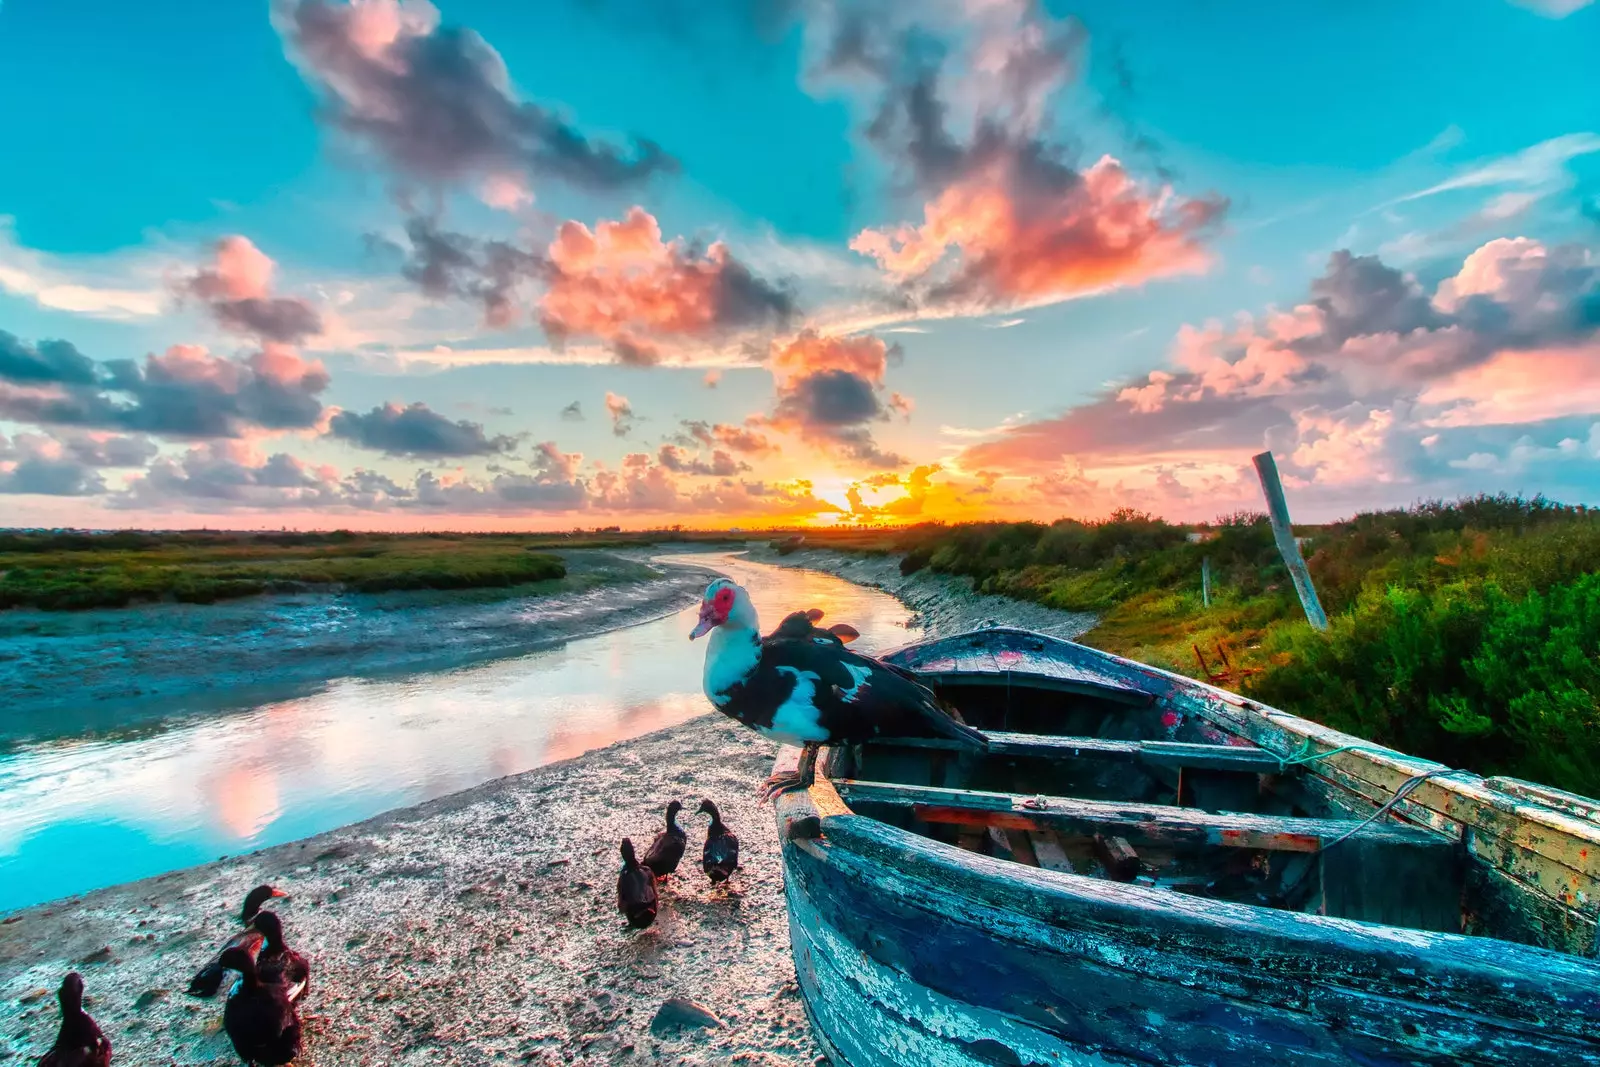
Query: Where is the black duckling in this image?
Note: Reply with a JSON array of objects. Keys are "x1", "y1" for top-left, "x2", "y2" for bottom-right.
[
  {"x1": 250, "y1": 911, "x2": 310, "y2": 1003},
  {"x1": 187, "y1": 884, "x2": 288, "y2": 998},
  {"x1": 698, "y1": 799, "x2": 740, "y2": 884},
  {"x1": 616, "y1": 839, "x2": 659, "y2": 929},
  {"x1": 37, "y1": 972, "x2": 111, "y2": 1067},
  {"x1": 219, "y1": 944, "x2": 302, "y2": 1067},
  {"x1": 641, "y1": 800, "x2": 687, "y2": 881}
]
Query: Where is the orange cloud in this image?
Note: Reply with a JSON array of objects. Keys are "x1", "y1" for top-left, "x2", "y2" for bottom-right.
[
  {"x1": 852, "y1": 155, "x2": 1224, "y2": 311},
  {"x1": 539, "y1": 207, "x2": 794, "y2": 364}
]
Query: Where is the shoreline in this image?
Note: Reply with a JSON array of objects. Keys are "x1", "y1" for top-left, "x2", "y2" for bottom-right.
[
  {"x1": 0, "y1": 550, "x2": 717, "y2": 746},
  {"x1": 0, "y1": 550, "x2": 1092, "y2": 1065},
  {"x1": 755, "y1": 545, "x2": 1097, "y2": 641}
]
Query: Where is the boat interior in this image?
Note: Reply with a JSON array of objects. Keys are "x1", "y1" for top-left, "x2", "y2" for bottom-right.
[{"x1": 830, "y1": 674, "x2": 1471, "y2": 936}]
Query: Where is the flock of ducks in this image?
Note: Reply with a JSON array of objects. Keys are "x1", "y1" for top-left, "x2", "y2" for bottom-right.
[
  {"x1": 617, "y1": 798, "x2": 741, "y2": 928},
  {"x1": 33, "y1": 800, "x2": 740, "y2": 1064},
  {"x1": 36, "y1": 885, "x2": 309, "y2": 1066}
]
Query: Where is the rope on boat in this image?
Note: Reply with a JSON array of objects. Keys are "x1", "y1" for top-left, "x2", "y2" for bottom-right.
[
  {"x1": 1316, "y1": 767, "x2": 1469, "y2": 853},
  {"x1": 1273, "y1": 739, "x2": 1371, "y2": 772}
]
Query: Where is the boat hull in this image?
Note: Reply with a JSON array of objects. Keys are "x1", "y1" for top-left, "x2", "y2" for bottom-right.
[{"x1": 772, "y1": 627, "x2": 1600, "y2": 1067}]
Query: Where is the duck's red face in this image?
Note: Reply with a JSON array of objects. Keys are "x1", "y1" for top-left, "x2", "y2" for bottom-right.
[{"x1": 689, "y1": 584, "x2": 736, "y2": 640}]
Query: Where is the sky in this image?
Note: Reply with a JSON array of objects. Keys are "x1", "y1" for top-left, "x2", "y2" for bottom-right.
[{"x1": 0, "y1": 0, "x2": 1597, "y2": 530}]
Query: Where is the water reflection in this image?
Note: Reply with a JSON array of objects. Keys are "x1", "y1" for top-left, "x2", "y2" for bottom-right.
[{"x1": 0, "y1": 553, "x2": 912, "y2": 912}]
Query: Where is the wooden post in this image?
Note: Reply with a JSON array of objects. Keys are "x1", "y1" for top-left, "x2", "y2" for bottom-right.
[
  {"x1": 1252, "y1": 451, "x2": 1328, "y2": 631},
  {"x1": 1201, "y1": 556, "x2": 1211, "y2": 608}
]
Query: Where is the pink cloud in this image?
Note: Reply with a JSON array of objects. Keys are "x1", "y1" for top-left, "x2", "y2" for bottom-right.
[
  {"x1": 539, "y1": 207, "x2": 793, "y2": 364},
  {"x1": 851, "y1": 155, "x2": 1224, "y2": 311},
  {"x1": 1421, "y1": 345, "x2": 1600, "y2": 426}
]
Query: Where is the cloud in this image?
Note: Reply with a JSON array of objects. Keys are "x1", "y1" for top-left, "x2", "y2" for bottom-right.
[
  {"x1": 387, "y1": 216, "x2": 542, "y2": 327},
  {"x1": 657, "y1": 444, "x2": 748, "y2": 476},
  {"x1": 852, "y1": 154, "x2": 1225, "y2": 312},
  {"x1": 1508, "y1": 0, "x2": 1594, "y2": 17},
  {"x1": 182, "y1": 236, "x2": 325, "y2": 344},
  {"x1": 958, "y1": 236, "x2": 1600, "y2": 506},
  {"x1": 775, "y1": 0, "x2": 1225, "y2": 316},
  {"x1": 845, "y1": 462, "x2": 942, "y2": 518},
  {"x1": 1394, "y1": 132, "x2": 1600, "y2": 205},
  {"x1": 677, "y1": 419, "x2": 775, "y2": 454},
  {"x1": 115, "y1": 440, "x2": 368, "y2": 510},
  {"x1": 327, "y1": 401, "x2": 517, "y2": 456},
  {"x1": 762, "y1": 329, "x2": 907, "y2": 466},
  {"x1": 605, "y1": 391, "x2": 636, "y2": 435},
  {"x1": 560, "y1": 400, "x2": 584, "y2": 421},
  {"x1": 0, "y1": 331, "x2": 99, "y2": 386},
  {"x1": 539, "y1": 207, "x2": 796, "y2": 364},
  {"x1": 0, "y1": 336, "x2": 331, "y2": 439},
  {"x1": 0, "y1": 217, "x2": 166, "y2": 321},
  {"x1": 0, "y1": 430, "x2": 157, "y2": 497},
  {"x1": 277, "y1": 0, "x2": 676, "y2": 195}
]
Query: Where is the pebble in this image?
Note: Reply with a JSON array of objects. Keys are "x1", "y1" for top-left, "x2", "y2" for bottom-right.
[{"x1": 649, "y1": 998, "x2": 725, "y2": 1035}]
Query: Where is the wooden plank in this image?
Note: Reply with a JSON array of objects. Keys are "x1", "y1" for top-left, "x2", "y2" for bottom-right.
[
  {"x1": 1319, "y1": 836, "x2": 1463, "y2": 933},
  {"x1": 1486, "y1": 776, "x2": 1600, "y2": 824},
  {"x1": 836, "y1": 779, "x2": 1452, "y2": 854},
  {"x1": 877, "y1": 732, "x2": 1287, "y2": 773},
  {"x1": 1094, "y1": 834, "x2": 1140, "y2": 882},
  {"x1": 792, "y1": 821, "x2": 1600, "y2": 1064},
  {"x1": 1029, "y1": 831, "x2": 1074, "y2": 873},
  {"x1": 810, "y1": 814, "x2": 1600, "y2": 1056},
  {"x1": 1003, "y1": 830, "x2": 1039, "y2": 867}
]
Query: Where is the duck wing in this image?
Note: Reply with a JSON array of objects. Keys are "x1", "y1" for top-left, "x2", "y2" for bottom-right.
[
  {"x1": 754, "y1": 636, "x2": 987, "y2": 748},
  {"x1": 187, "y1": 929, "x2": 263, "y2": 997},
  {"x1": 259, "y1": 948, "x2": 311, "y2": 1004},
  {"x1": 703, "y1": 831, "x2": 740, "y2": 881},
  {"x1": 641, "y1": 827, "x2": 686, "y2": 877}
]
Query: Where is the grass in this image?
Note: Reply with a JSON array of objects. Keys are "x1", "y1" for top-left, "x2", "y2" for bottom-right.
[
  {"x1": 798, "y1": 497, "x2": 1600, "y2": 796},
  {"x1": 0, "y1": 531, "x2": 578, "y2": 610}
]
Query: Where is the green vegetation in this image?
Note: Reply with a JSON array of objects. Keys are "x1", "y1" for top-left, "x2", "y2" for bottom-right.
[
  {"x1": 0, "y1": 531, "x2": 574, "y2": 610},
  {"x1": 806, "y1": 497, "x2": 1600, "y2": 795}
]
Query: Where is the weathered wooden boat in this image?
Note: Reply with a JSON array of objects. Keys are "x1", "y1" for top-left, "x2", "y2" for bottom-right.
[{"x1": 771, "y1": 626, "x2": 1600, "y2": 1067}]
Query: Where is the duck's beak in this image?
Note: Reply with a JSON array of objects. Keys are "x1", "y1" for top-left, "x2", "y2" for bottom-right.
[{"x1": 689, "y1": 603, "x2": 717, "y2": 640}]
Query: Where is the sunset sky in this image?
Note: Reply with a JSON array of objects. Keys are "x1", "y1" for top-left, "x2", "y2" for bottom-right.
[{"x1": 2, "y1": 0, "x2": 1597, "y2": 530}]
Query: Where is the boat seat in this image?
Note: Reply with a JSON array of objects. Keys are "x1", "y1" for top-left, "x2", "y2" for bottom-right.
[
  {"x1": 835, "y1": 779, "x2": 1453, "y2": 854},
  {"x1": 837, "y1": 779, "x2": 1465, "y2": 930},
  {"x1": 876, "y1": 732, "x2": 1291, "y2": 774}
]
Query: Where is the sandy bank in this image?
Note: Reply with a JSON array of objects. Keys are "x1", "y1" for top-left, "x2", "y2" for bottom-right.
[
  {"x1": 1, "y1": 714, "x2": 820, "y2": 1065},
  {"x1": 756, "y1": 546, "x2": 1097, "y2": 642}
]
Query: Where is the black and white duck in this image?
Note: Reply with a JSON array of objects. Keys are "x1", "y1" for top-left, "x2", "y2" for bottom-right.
[
  {"x1": 219, "y1": 944, "x2": 302, "y2": 1067},
  {"x1": 250, "y1": 911, "x2": 310, "y2": 1003},
  {"x1": 616, "y1": 839, "x2": 659, "y2": 929},
  {"x1": 690, "y1": 578, "x2": 986, "y2": 797},
  {"x1": 641, "y1": 800, "x2": 687, "y2": 881},
  {"x1": 186, "y1": 884, "x2": 288, "y2": 998},
  {"x1": 37, "y1": 972, "x2": 111, "y2": 1067},
  {"x1": 697, "y1": 799, "x2": 740, "y2": 884}
]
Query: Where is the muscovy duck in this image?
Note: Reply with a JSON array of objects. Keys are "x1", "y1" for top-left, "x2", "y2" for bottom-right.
[
  {"x1": 697, "y1": 799, "x2": 740, "y2": 884},
  {"x1": 219, "y1": 944, "x2": 302, "y2": 1067},
  {"x1": 37, "y1": 972, "x2": 111, "y2": 1067},
  {"x1": 186, "y1": 884, "x2": 288, "y2": 998},
  {"x1": 250, "y1": 911, "x2": 310, "y2": 1003},
  {"x1": 690, "y1": 578, "x2": 986, "y2": 797},
  {"x1": 616, "y1": 839, "x2": 659, "y2": 929},
  {"x1": 641, "y1": 800, "x2": 687, "y2": 881}
]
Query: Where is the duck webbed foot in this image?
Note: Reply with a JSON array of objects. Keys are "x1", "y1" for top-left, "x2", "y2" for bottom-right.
[{"x1": 758, "y1": 742, "x2": 820, "y2": 802}]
